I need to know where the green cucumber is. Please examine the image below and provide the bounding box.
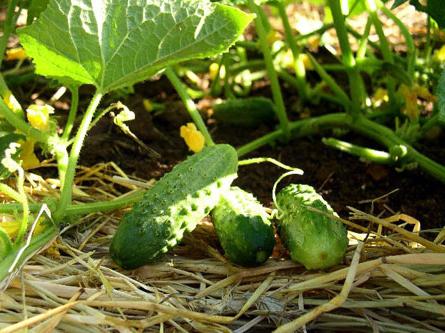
[213,97,276,127]
[212,187,275,266]
[110,144,238,269]
[276,184,348,270]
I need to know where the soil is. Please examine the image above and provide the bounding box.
[78,77,445,232]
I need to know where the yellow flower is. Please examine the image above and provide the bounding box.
[433,45,445,62]
[209,63,220,80]
[5,48,27,61]
[26,104,54,131]
[20,140,40,170]
[0,217,46,240]
[180,123,205,153]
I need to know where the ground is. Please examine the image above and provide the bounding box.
[78,76,445,231]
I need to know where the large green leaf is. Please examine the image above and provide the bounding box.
[19,0,253,93]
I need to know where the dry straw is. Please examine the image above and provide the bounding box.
[1,162,444,332]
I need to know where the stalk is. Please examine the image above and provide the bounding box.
[0,0,19,64]
[275,1,308,100]
[380,6,415,79]
[365,0,397,107]
[238,113,445,183]
[54,91,104,221]
[328,0,365,116]
[247,0,290,139]
[165,67,215,146]
[356,17,372,60]
[307,54,351,108]
[62,87,79,140]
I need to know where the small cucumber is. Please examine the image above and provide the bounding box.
[110,144,238,269]
[276,184,348,270]
[212,187,275,266]
[213,97,276,127]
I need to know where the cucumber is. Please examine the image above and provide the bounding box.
[213,97,276,127]
[110,144,238,269]
[212,187,275,266]
[276,184,348,270]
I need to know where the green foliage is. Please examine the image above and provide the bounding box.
[212,187,275,266]
[276,184,348,270]
[110,144,238,269]
[19,0,253,92]
[0,228,13,261]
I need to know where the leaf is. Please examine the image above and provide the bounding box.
[391,0,409,9]
[0,227,13,262]
[19,0,253,93]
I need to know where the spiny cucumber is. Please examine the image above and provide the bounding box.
[110,144,238,269]
[276,184,348,270]
[212,186,275,266]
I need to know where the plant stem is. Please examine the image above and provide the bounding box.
[0,98,48,143]
[0,0,19,64]
[0,190,145,216]
[247,0,290,139]
[356,17,372,60]
[165,67,214,146]
[54,91,104,221]
[64,190,145,217]
[322,137,392,164]
[328,0,364,116]
[238,113,445,183]
[380,6,415,79]
[307,54,351,108]
[62,87,79,140]
[275,1,308,100]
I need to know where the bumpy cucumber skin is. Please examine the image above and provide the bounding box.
[110,144,238,269]
[276,184,348,270]
[212,187,275,267]
[213,97,276,127]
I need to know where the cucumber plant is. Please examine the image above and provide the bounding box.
[0,0,252,284]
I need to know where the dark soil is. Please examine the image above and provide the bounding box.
[79,78,445,231]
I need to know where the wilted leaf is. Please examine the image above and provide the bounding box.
[19,0,253,93]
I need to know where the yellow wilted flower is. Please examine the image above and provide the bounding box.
[399,84,419,120]
[180,123,205,153]
[372,88,389,106]
[5,47,27,61]
[0,217,46,240]
[26,104,54,131]
[20,140,40,170]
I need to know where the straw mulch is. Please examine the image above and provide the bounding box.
[1,163,444,333]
